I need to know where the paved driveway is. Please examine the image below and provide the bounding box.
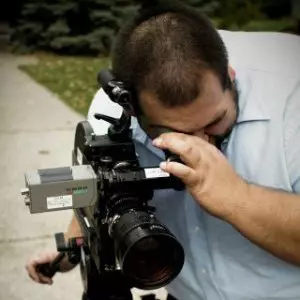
[0,53,166,300]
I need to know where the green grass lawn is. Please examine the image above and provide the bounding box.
[19,53,110,116]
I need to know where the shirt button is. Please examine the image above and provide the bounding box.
[202,268,207,274]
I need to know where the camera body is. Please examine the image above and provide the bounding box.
[22,70,185,298]
[72,118,184,291]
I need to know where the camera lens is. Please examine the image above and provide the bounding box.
[123,234,183,287]
[112,210,184,289]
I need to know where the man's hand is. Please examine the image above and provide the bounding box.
[153,132,300,265]
[26,251,58,285]
[26,250,77,285]
[153,132,248,220]
[26,215,82,285]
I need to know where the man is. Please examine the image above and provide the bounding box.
[26,1,300,299]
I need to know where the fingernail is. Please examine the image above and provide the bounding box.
[160,161,167,169]
[153,138,162,146]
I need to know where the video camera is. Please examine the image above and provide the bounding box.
[21,70,185,299]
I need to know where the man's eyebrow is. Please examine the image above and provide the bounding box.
[149,111,226,134]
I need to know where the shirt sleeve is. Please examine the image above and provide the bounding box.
[284,81,300,193]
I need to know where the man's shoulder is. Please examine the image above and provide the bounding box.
[235,65,299,125]
[226,29,300,120]
[219,30,300,77]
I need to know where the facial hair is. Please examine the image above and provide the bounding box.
[213,80,240,150]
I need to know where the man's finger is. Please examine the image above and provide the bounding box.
[160,161,198,186]
[28,271,40,283]
[156,132,208,146]
[153,133,203,167]
[39,274,53,285]
[26,261,40,282]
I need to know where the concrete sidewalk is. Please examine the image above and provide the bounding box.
[0,53,166,300]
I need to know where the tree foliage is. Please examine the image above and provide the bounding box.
[10,0,138,55]
[10,0,295,55]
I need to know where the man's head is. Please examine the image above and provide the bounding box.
[111,1,239,147]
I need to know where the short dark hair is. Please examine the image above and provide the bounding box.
[111,1,230,110]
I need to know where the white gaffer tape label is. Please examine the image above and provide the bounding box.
[47,195,73,210]
[144,168,170,178]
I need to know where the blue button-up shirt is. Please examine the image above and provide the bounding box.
[88,31,300,300]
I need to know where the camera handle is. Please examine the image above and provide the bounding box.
[94,111,131,141]
[37,232,83,278]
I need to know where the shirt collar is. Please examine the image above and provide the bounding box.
[235,68,270,124]
[131,117,148,144]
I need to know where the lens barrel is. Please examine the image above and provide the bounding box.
[111,210,184,290]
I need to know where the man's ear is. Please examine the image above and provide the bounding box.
[228,65,236,83]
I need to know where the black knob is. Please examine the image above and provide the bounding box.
[98,69,113,89]
[55,232,68,252]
